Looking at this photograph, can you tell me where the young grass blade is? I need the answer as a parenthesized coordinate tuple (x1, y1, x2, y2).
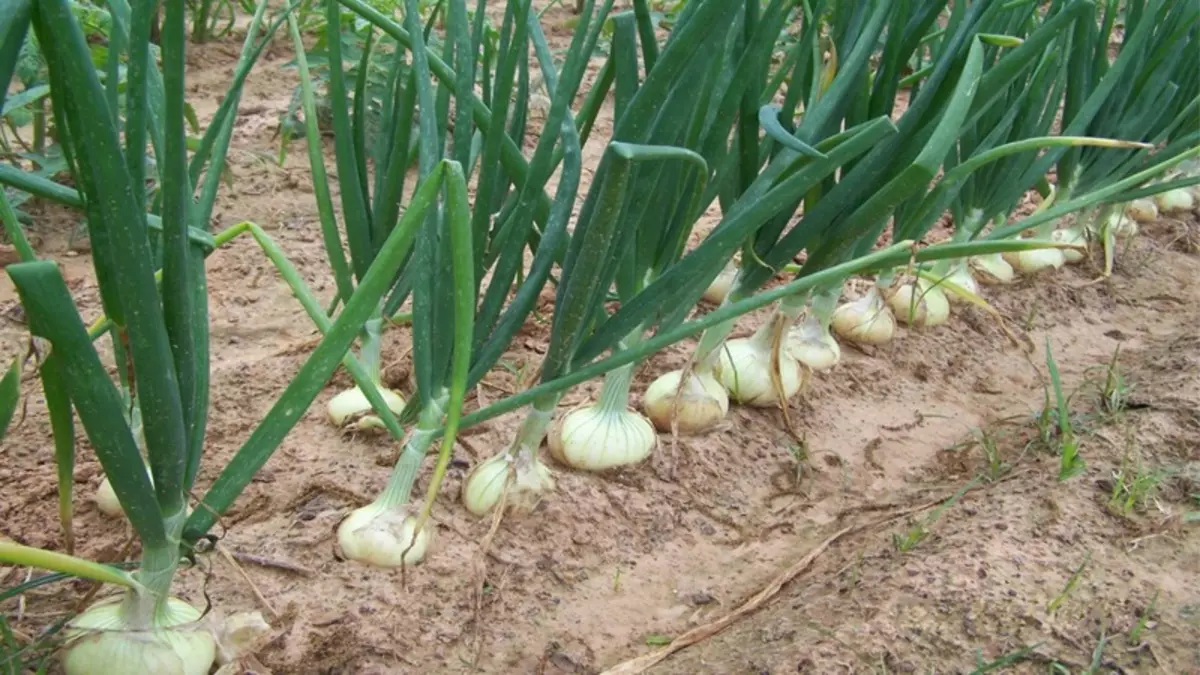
(7, 262, 165, 547)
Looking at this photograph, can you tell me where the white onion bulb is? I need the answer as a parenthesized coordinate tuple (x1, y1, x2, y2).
(1125, 199, 1158, 223)
(831, 287, 895, 345)
(1051, 226, 1087, 263)
(95, 469, 192, 521)
(715, 330, 804, 406)
(461, 451, 555, 516)
(970, 253, 1015, 285)
(703, 262, 738, 305)
(1154, 187, 1195, 214)
(940, 263, 979, 303)
(1104, 212, 1139, 238)
(642, 368, 729, 434)
(786, 315, 840, 371)
(327, 386, 405, 431)
(886, 280, 949, 328)
(336, 503, 431, 567)
(61, 595, 215, 675)
(95, 476, 124, 518)
(1005, 246, 1065, 275)
(548, 406, 657, 471)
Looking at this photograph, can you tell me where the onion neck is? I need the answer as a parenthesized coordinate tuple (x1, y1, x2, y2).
(810, 286, 841, 330)
(359, 314, 385, 383)
(377, 395, 446, 509)
(933, 209, 987, 276)
(510, 400, 557, 461)
(1033, 184, 1070, 238)
(694, 283, 751, 369)
(597, 362, 636, 415)
(876, 268, 899, 290)
(126, 505, 188, 629)
(596, 327, 644, 415)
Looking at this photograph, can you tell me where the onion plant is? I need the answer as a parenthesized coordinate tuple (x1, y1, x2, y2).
(639, 0, 1040, 432)
(177, 0, 613, 564)
(865, 0, 1157, 323)
(0, 0, 467, 672)
(451, 0, 883, 513)
(983, 0, 1200, 277)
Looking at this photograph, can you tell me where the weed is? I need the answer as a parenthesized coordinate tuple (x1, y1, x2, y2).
(787, 437, 809, 486)
(1107, 456, 1161, 517)
(976, 428, 1010, 481)
(1097, 346, 1131, 416)
(1128, 591, 1159, 646)
(0, 614, 54, 675)
(1083, 624, 1109, 674)
(893, 478, 979, 553)
(1045, 340, 1086, 481)
(1080, 345, 1133, 419)
(1046, 551, 1091, 614)
(968, 643, 1042, 673)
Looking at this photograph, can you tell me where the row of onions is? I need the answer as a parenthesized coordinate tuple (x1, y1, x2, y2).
(0, 0, 1196, 673)
(648, 0, 1199, 437)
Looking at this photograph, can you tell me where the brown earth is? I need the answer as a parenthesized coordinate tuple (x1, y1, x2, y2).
(2, 4, 1199, 675)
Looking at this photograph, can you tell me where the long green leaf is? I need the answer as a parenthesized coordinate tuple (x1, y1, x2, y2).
(7, 262, 165, 548)
(32, 0, 189, 514)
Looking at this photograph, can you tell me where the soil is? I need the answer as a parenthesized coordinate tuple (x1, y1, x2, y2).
(2, 4, 1199, 675)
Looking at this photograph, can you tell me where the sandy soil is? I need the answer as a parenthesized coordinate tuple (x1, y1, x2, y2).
(2, 4, 1199, 674)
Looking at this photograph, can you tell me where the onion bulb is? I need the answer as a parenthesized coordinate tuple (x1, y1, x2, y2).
(95, 476, 124, 518)
(327, 385, 405, 431)
(336, 502, 431, 567)
(970, 253, 1015, 285)
(96, 467, 192, 521)
(1104, 212, 1139, 238)
(1154, 187, 1195, 214)
(61, 595, 215, 675)
(643, 368, 729, 434)
(703, 262, 738, 305)
(1051, 226, 1087, 264)
(786, 315, 840, 371)
(831, 287, 895, 345)
(548, 406, 656, 471)
(886, 280, 949, 328)
(939, 263, 979, 303)
(715, 322, 804, 406)
(1125, 199, 1158, 223)
(461, 450, 555, 516)
(1004, 246, 1065, 275)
